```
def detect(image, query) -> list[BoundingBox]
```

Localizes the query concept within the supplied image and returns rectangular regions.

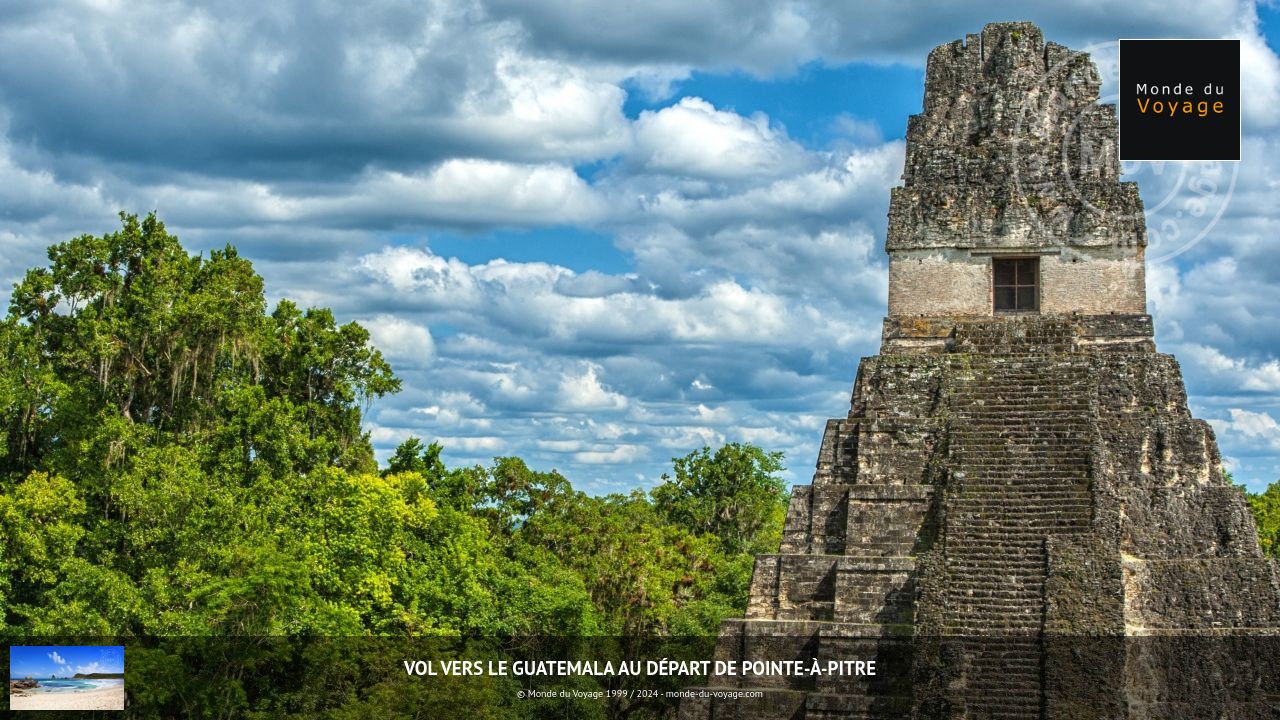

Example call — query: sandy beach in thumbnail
[9,683,125,711]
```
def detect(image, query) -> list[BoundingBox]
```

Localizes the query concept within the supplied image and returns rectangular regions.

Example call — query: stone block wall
[887,248,1146,318]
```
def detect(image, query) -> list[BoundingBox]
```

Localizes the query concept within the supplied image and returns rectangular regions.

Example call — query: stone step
[953,491,1090,499]
[947,571,1045,581]
[948,512,1090,520]
[951,491,1090,499]
[952,470,1092,478]
[946,535,1053,545]
[948,578,1045,589]
[952,381,1092,389]
[954,335,1077,342]
[952,466,1090,471]
[949,530,1089,538]
[802,692,914,720]
[950,437,1093,446]
[953,479,1090,487]
[952,390,1091,397]
[947,617,1044,627]
[950,396,1093,404]
[953,420,1089,427]
[957,367,1088,374]
[957,478,1090,485]
[962,499,1090,504]
[949,396,1090,404]
[953,414,1090,422]
[949,498,1091,506]
[946,535,1050,545]
[953,388,1088,395]
[948,593,1042,604]
[953,403,1091,410]
[948,530,1088,540]
[962,484,1090,489]
[955,347,1080,353]
[953,442,1090,450]
[845,543,917,552]
[953,485,1089,493]
[953,346,1078,352]
[966,667,1041,680]
[967,654,1041,665]
[947,576,1044,589]
[952,392,1090,397]
[949,516,1091,527]
[964,701,1042,717]
[965,681,1042,693]
[953,493,1091,501]
[949,522,1066,531]
[949,567,1046,578]
[949,562,1045,572]
[954,454,1090,460]
[949,520,1084,527]
[952,425,1091,432]
[954,472,1091,478]
[946,622,1043,633]
[948,510,1092,520]
[947,615,1043,625]
[955,351,1077,359]
[969,687,1042,701]
[954,399,1092,406]
[946,561,1044,571]
[952,467,1091,476]
[948,571,1045,581]
[962,696,1044,707]
[951,434,1091,442]
[954,495,1089,503]
[956,407,1079,418]
[950,523,1053,535]
[948,523,1087,533]
[952,445,1090,450]
[961,383,1091,390]
[951,498,1090,506]
[951,436,1091,445]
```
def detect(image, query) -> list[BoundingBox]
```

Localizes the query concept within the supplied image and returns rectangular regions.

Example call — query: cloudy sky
[1,1,1278,493]
[9,644,124,678]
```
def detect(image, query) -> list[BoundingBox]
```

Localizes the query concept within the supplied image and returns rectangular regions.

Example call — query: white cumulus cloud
[559,364,629,411]
[632,97,810,179]
[362,315,435,365]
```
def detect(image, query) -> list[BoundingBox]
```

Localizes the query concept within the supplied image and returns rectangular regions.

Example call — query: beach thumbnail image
[8,645,125,711]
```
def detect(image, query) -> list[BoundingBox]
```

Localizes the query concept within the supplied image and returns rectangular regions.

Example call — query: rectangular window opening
[993,257,1039,313]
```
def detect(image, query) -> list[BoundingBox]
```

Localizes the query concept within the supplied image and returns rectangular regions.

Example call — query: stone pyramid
[681,21,1280,720]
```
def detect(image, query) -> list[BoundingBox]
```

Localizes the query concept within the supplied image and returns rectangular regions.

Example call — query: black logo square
[1119,39,1240,161]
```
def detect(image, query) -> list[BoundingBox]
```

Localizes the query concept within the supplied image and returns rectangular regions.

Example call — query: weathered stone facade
[681,22,1280,720]
[885,22,1145,319]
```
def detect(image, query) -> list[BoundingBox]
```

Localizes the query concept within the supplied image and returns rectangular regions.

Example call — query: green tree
[385,437,445,479]
[260,301,399,473]
[1244,480,1280,560]
[651,443,787,555]
[7,213,265,439]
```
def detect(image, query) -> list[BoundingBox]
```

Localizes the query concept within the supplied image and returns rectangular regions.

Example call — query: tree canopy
[0,213,790,718]
[1242,479,1280,560]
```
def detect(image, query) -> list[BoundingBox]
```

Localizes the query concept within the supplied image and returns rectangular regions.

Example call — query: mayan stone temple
[681,22,1280,720]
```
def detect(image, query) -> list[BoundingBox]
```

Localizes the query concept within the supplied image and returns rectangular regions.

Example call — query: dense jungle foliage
[0,214,787,718]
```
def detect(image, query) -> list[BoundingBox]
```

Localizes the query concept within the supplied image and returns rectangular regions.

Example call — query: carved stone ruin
[681,21,1280,720]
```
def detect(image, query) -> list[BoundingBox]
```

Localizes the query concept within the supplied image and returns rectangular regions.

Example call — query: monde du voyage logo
[1120,39,1241,161]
